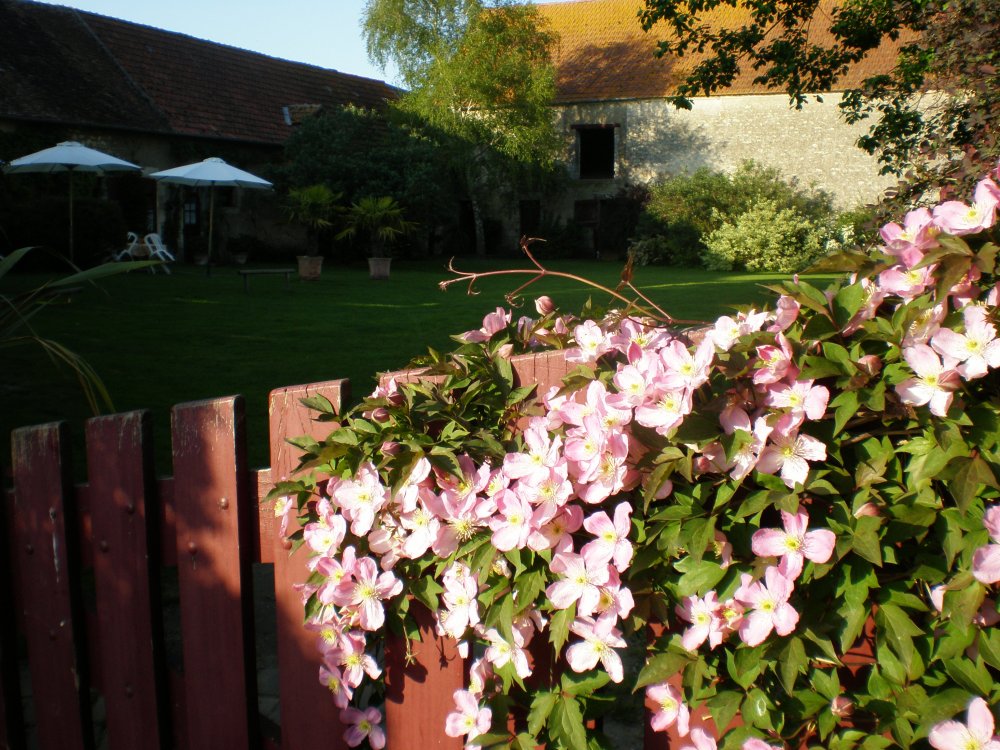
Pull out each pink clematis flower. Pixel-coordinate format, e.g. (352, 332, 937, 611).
(765, 379, 830, 425)
(333, 630, 382, 687)
(675, 592, 726, 651)
(932, 178, 1000, 236)
(445, 689, 492, 740)
(756, 422, 827, 489)
(896, 344, 961, 417)
(680, 726, 718, 750)
(581, 502, 634, 571)
(461, 306, 511, 342)
(881, 206, 939, 267)
(646, 682, 690, 736)
(973, 505, 1000, 584)
(751, 510, 836, 579)
(319, 663, 353, 709)
(341, 706, 386, 749)
(566, 615, 627, 682)
(439, 562, 480, 638)
(743, 740, 784, 750)
(332, 463, 387, 537)
(879, 264, 936, 300)
(567, 319, 612, 363)
(332, 556, 402, 631)
(753, 334, 798, 385)
(484, 628, 531, 679)
(489, 489, 535, 552)
(546, 548, 611, 616)
(928, 697, 1000, 750)
(735, 568, 800, 646)
(931, 307, 1000, 380)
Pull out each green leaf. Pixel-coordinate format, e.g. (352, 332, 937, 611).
(798, 355, 843, 380)
(561, 670, 610, 696)
(777, 636, 808, 695)
(851, 515, 883, 566)
(706, 690, 743, 733)
(944, 657, 995, 695)
(675, 559, 726, 597)
(729, 645, 766, 689)
(513, 569, 546, 615)
(977, 625, 1000, 670)
(875, 603, 922, 671)
(832, 282, 865, 327)
(634, 651, 691, 691)
(743, 688, 773, 730)
(551, 695, 587, 750)
(299, 394, 337, 415)
(949, 455, 998, 512)
(832, 390, 860, 437)
(409, 575, 444, 612)
(527, 691, 558, 736)
(549, 605, 575, 655)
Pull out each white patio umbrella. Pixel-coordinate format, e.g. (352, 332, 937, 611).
(3, 141, 141, 262)
(148, 157, 272, 272)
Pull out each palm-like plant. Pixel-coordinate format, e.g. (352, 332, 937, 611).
(284, 184, 340, 256)
(336, 196, 416, 257)
(1, 248, 153, 413)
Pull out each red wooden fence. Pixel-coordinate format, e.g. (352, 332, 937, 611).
(0, 353, 675, 750)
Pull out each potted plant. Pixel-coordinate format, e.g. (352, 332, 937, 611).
(336, 195, 416, 279)
(284, 184, 339, 280)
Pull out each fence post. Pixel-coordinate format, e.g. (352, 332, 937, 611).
(85, 411, 168, 750)
(384, 603, 464, 749)
(1, 487, 26, 750)
(267, 379, 349, 750)
(10, 422, 94, 750)
(172, 397, 257, 750)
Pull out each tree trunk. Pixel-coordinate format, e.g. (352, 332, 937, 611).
(470, 193, 486, 256)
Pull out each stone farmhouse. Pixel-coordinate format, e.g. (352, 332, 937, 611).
(0, 0, 397, 258)
(522, 0, 904, 254)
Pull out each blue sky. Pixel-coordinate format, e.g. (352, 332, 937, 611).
(35, 0, 576, 84)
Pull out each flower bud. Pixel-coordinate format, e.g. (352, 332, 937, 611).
(831, 696, 854, 718)
(534, 295, 555, 315)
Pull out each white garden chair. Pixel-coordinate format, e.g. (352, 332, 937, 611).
(112, 232, 143, 261)
(143, 233, 175, 272)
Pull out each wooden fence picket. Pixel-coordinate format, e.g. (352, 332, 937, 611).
(10, 422, 94, 750)
(0, 488, 26, 750)
(85, 411, 167, 750)
(267, 379, 350, 750)
(172, 397, 257, 750)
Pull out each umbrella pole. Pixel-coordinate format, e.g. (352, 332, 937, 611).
(206, 188, 215, 277)
(68, 172, 75, 264)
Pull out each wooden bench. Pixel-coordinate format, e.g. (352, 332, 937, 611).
(237, 268, 295, 293)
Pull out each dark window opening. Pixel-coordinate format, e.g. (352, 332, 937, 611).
(578, 127, 615, 180)
(183, 200, 198, 225)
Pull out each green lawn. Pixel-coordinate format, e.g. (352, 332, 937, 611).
(2, 258, 831, 478)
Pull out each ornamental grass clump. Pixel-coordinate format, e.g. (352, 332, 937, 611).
(276, 163, 1000, 750)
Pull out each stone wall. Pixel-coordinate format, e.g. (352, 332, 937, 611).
(554, 92, 896, 210)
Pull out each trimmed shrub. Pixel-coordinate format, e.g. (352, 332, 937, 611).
(636, 161, 837, 268)
(703, 199, 829, 273)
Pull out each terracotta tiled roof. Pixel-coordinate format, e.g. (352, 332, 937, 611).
(0, 1, 168, 131)
(536, 0, 907, 103)
(0, 0, 398, 144)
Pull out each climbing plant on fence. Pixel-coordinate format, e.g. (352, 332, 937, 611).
(272, 164, 1000, 750)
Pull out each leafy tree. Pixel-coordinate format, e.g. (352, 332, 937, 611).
(280, 105, 456, 254)
(363, 0, 564, 255)
(638, 0, 1000, 201)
